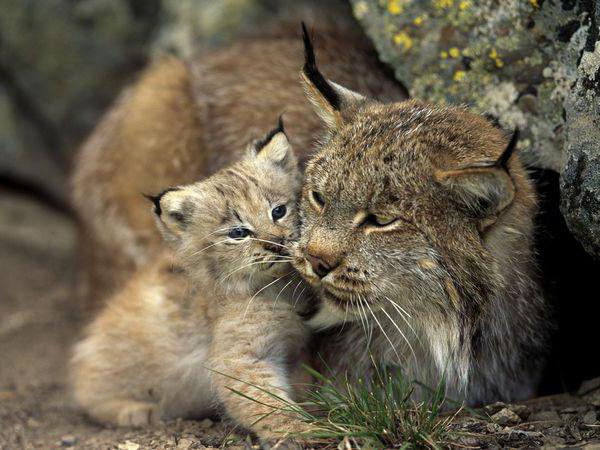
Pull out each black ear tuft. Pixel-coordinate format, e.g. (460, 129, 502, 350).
(143, 193, 162, 215)
(301, 22, 341, 110)
(495, 129, 519, 169)
(143, 187, 180, 216)
(255, 115, 286, 153)
(482, 112, 503, 130)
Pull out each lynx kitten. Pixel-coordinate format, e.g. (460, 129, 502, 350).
(70, 122, 314, 441)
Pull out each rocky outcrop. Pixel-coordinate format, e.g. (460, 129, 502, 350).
(561, 8, 600, 258)
(350, 0, 600, 258)
(0, 0, 160, 198)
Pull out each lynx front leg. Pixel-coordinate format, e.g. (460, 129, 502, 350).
(208, 304, 312, 443)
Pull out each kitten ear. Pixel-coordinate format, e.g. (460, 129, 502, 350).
(300, 23, 366, 129)
(253, 117, 297, 169)
(145, 186, 196, 246)
(435, 130, 519, 231)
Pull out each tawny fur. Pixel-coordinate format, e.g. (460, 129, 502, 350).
(71, 130, 314, 441)
(70, 11, 548, 408)
(291, 33, 549, 405)
(71, 19, 405, 311)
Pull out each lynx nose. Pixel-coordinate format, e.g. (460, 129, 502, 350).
(307, 252, 339, 278)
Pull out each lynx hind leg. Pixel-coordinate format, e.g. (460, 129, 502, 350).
(87, 399, 161, 427)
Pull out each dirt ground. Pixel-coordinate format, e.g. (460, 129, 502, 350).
(1, 189, 600, 449)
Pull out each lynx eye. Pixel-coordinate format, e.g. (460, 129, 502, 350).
(228, 227, 251, 240)
(310, 190, 325, 210)
(271, 204, 287, 221)
(366, 214, 397, 227)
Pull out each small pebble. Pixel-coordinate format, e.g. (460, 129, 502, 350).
(61, 435, 76, 447)
(26, 418, 40, 428)
(491, 407, 522, 426)
(117, 441, 140, 450)
(486, 422, 502, 433)
(484, 401, 507, 415)
(176, 438, 195, 449)
(509, 404, 531, 420)
(199, 418, 214, 429)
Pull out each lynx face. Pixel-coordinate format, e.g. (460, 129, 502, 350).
(293, 26, 533, 324)
(150, 122, 302, 293)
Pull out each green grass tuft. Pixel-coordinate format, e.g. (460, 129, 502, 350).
(292, 366, 457, 449)
(220, 363, 460, 449)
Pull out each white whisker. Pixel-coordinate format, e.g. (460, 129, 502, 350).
(189, 239, 232, 257)
(293, 286, 307, 307)
(245, 237, 291, 250)
(385, 296, 420, 344)
(272, 274, 298, 309)
(380, 306, 416, 365)
(364, 298, 400, 360)
(290, 280, 303, 306)
(385, 296, 412, 319)
(355, 296, 372, 347)
(243, 271, 293, 319)
(219, 259, 291, 283)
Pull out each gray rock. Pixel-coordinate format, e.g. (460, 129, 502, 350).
(585, 390, 600, 407)
(579, 377, 600, 396)
(583, 410, 598, 425)
(530, 410, 562, 423)
(0, 0, 159, 198)
(60, 435, 76, 447)
(351, 0, 600, 258)
(561, 31, 600, 258)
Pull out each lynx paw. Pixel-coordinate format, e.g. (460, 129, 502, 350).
(116, 401, 160, 427)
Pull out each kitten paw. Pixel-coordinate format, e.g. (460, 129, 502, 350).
(116, 401, 160, 427)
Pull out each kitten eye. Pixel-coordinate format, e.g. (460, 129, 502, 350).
(228, 227, 251, 240)
(310, 190, 325, 210)
(271, 204, 287, 221)
(366, 214, 397, 227)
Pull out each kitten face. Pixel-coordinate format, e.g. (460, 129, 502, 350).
(151, 124, 302, 293)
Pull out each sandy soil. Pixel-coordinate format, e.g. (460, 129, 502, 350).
(1, 189, 599, 449)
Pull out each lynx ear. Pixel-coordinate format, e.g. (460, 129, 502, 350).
(252, 117, 297, 170)
(300, 23, 365, 129)
(145, 187, 196, 246)
(435, 130, 519, 230)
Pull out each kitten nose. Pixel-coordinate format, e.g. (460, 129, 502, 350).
(307, 252, 339, 278)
